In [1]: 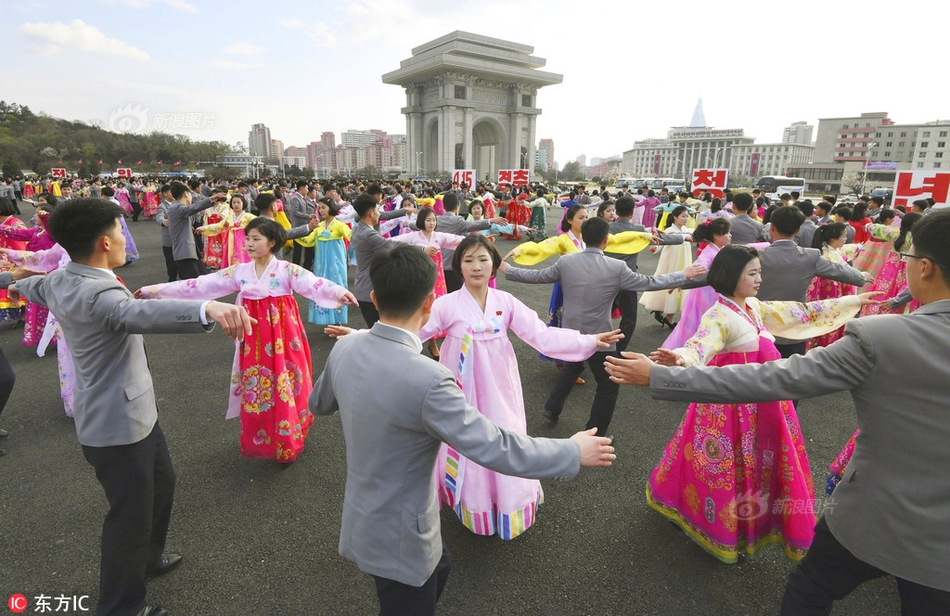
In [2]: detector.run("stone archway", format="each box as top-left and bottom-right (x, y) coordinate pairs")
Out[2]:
(424, 117), (439, 176)
(472, 118), (505, 182)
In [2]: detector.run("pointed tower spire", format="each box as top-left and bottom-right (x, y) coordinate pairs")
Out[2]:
(690, 98), (706, 128)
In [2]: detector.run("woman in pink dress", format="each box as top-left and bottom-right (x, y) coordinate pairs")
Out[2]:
(197, 194), (254, 269)
(0, 197), (28, 323)
(137, 218), (357, 463)
(860, 213), (922, 316)
(646, 245), (878, 563)
(805, 223), (859, 350)
(0, 202), (56, 345)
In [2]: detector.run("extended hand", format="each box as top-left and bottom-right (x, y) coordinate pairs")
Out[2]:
(423, 245), (439, 256)
(856, 291), (885, 306)
(594, 329), (623, 348)
(338, 291), (359, 307)
(862, 272), (875, 285)
(10, 265), (41, 282)
(324, 325), (354, 338)
(206, 301), (256, 341)
(682, 263), (707, 279)
(648, 348), (683, 367)
(570, 428), (616, 467)
(604, 351), (653, 385)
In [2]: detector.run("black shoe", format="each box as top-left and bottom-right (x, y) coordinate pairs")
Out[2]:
(652, 311), (664, 325)
(663, 319), (676, 331)
(0, 428), (8, 437)
(135, 606), (168, 616)
(145, 553), (182, 578)
(542, 409), (559, 422)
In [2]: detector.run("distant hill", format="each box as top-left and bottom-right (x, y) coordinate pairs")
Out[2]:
(0, 101), (231, 178)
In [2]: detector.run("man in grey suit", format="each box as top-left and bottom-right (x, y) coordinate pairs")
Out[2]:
(500, 217), (706, 436)
(757, 205), (871, 359)
(793, 201), (819, 248)
(310, 244), (615, 616)
(604, 209), (950, 616)
(729, 192), (769, 244)
(435, 192), (507, 292)
(287, 180), (315, 268)
(11, 198), (254, 616)
(166, 181), (226, 279)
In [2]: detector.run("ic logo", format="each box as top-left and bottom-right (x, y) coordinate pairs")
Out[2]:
(8, 594), (28, 613)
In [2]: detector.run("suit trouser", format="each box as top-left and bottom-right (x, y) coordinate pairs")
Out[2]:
(82, 423), (177, 616)
(291, 243), (314, 270)
(175, 258), (206, 280)
(0, 347), (14, 420)
(373, 546), (452, 616)
(615, 290), (638, 353)
(161, 246), (177, 282)
(781, 517), (950, 616)
(544, 351), (620, 435)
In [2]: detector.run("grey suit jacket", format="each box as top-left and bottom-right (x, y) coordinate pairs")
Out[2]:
(288, 192), (313, 227)
(16, 263), (212, 447)
(729, 214), (768, 244)
(757, 239), (867, 344)
(794, 219), (818, 248)
(310, 323), (580, 586)
(168, 197), (217, 260)
(607, 219), (684, 272)
(155, 199), (172, 247)
(351, 222), (393, 302)
(648, 301), (950, 592)
(434, 213), (491, 271)
(505, 247), (688, 351)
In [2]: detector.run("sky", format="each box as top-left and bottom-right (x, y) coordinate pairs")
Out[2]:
(5, 0), (946, 168)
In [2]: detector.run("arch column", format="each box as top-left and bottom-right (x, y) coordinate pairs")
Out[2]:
(463, 108), (473, 169)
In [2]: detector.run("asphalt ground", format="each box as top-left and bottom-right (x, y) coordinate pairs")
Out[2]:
(0, 206), (900, 615)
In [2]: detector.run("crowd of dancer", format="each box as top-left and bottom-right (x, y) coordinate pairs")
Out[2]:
(0, 175), (946, 615)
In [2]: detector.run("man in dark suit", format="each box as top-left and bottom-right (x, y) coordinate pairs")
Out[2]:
(12, 198), (254, 616)
(501, 217), (705, 436)
(311, 244), (615, 616)
(166, 182), (226, 279)
(605, 210), (950, 616)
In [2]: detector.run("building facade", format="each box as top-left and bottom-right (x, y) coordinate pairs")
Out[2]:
(783, 121), (814, 145)
(248, 123), (272, 158)
(538, 138), (554, 171)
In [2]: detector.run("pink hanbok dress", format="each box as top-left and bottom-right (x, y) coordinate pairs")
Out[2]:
(648, 294), (863, 563)
(860, 224), (921, 316)
(0, 223), (55, 345)
(805, 244), (859, 350)
(418, 286), (599, 539)
(391, 230), (464, 300)
(138, 258), (348, 462)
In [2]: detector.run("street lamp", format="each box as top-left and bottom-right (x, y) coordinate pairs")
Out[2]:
(714, 147), (730, 169)
(861, 142), (878, 196)
(415, 151), (423, 177)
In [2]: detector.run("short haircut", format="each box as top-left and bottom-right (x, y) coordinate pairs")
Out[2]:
(48, 198), (124, 261)
(317, 196), (339, 216)
(870, 196), (884, 206)
(442, 192), (460, 212)
(812, 222), (848, 249)
(101, 186), (115, 197)
(581, 216), (610, 247)
(732, 192), (753, 212)
(416, 207), (436, 230)
(780, 193), (791, 201)
(188, 179), (200, 190)
(354, 194), (378, 219)
(160, 184), (172, 195)
(708, 245), (759, 295)
(370, 243), (436, 319)
(815, 201), (832, 214)
(877, 209), (896, 224)
(230, 193), (248, 209)
(255, 193), (276, 213)
(245, 216), (286, 254)
(451, 234), (502, 278)
(366, 183), (383, 197)
(615, 195), (635, 218)
(170, 182), (188, 200)
(796, 201), (815, 217)
(0, 198), (16, 216)
(908, 209), (950, 283)
(824, 195), (837, 205)
(791, 191), (800, 199)
(834, 206), (853, 220)
(324, 184), (339, 194)
(770, 205), (806, 236)
(296, 180), (309, 190)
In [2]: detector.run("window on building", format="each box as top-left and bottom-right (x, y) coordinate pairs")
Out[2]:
(884, 151), (891, 157)
(937, 153), (944, 158)
(455, 85), (466, 99)
(919, 152), (927, 158)
(923, 131), (931, 137)
(899, 142), (905, 147)
(866, 123), (871, 127)
(917, 162), (925, 168)
(938, 142), (946, 148)
(875, 132), (882, 138)
(921, 142), (929, 148)
(940, 131), (948, 137)
(842, 124), (849, 129)
(901, 131), (907, 137)
(886, 142), (893, 147)
(936, 162), (942, 168)
(522, 94), (532, 107)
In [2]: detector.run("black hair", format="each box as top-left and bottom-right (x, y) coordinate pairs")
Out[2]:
(354, 194), (378, 219)
(230, 193), (248, 209)
(245, 216), (286, 254)
(707, 245), (759, 296)
(895, 212), (922, 252)
(596, 200), (615, 219)
(615, 195), (635, 218)
(317, 196), (339, 216)
(815, 201), (832, 214)
(170, 181), (188, 200)
(663, 205), (688, 230)
(366, 183), (383, 197)
(255, 193), (276, 213)
(877, 209), (896, 225)
(908, 209), (950, 283)
(159, 184), (172, 195)
(442, 192), (460, 212)
(452, 234), (501, 279)
(796, 201), (815, 217)
(692, 218), (731, 244)
(416, 207), (437, 231)
(581, 216), (610, 247)
(824, 195), (837, 205)
(812, 222), (848, 249)
(101, 186), (115, 197)
(851, 203), (869, 221)
(48, 198), (124, 260)
(561, 204), (585, 233)
(296, 180), (309, 190)
(770, 205), (806, 236)
(834, 206), (853, 221)
(370, 243), (436, 319)
(870, 196), (884, 206)
(710, 198), (722, 213)
(0, 198), (16, 216)
(732, 192), (753, 212)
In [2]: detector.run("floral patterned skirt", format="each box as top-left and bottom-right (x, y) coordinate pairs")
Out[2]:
(646, 339), (816, 563)
(238, 295), (314, 462)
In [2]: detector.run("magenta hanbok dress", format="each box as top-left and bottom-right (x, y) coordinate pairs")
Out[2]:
(648, 294), (863, 563)
(0, 223), (55, 346)
(138, 258), (349, 462)
(860, 225), (921, 316)
(418, 286), (599, 539)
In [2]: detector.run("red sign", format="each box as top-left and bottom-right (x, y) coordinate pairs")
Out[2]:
(894, 171), (950, 209)
(452, 169), (475, 189)
(50, 168), (66, 178)
(691, 168), (729, 198)
(497, 169), (529, 188)
(117, 168), (133, 178)
(653, 154), (661, 176)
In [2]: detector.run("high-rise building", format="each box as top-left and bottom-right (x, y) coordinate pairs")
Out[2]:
(248, 123), (272, 158)
(814, 112), (893, 164)
(576, 155), (586, 167)
(342, 129), (387, 148)
(783, 121), (814, 145)
(270, 139), (284, 160)
(538, 138), (554, 171)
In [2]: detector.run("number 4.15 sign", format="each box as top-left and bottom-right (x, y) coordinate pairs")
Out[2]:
(452, 169), (476, 189)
